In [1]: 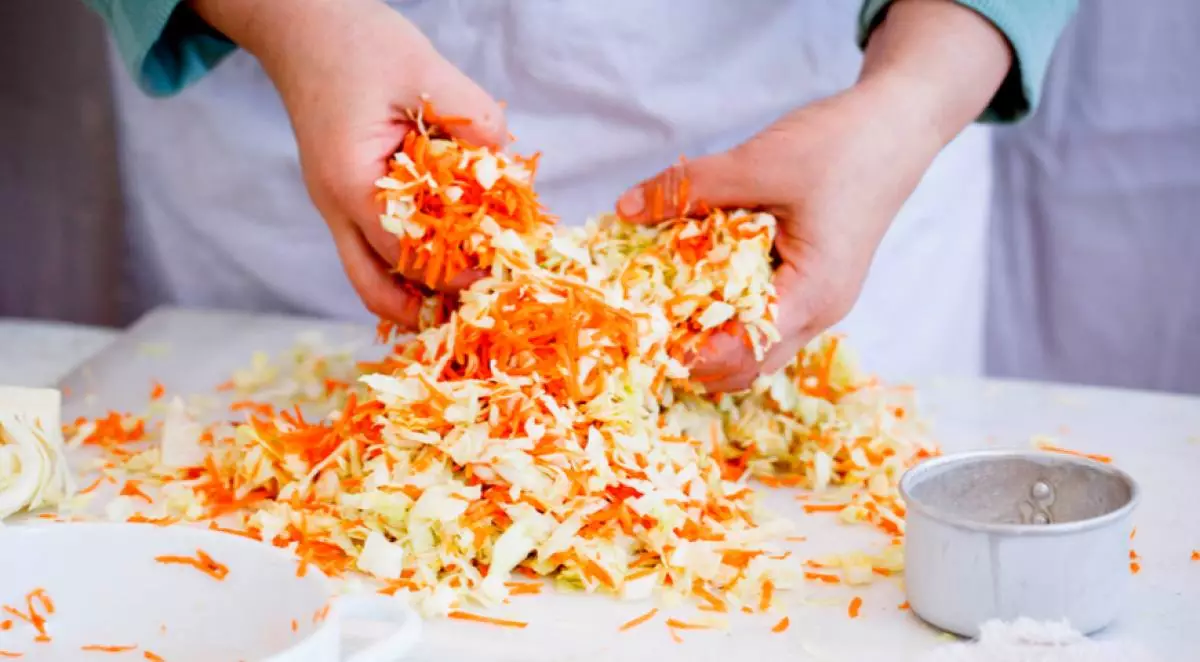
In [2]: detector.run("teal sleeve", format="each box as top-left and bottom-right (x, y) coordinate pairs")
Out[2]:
(79, 0), (237, 97)
(858, 0), (1079, 122)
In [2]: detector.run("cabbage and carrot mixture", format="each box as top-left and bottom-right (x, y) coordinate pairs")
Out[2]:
(63, 111), (936, 620)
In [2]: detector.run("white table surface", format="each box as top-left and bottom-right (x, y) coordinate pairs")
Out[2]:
(28, 308), (1200, 661)
(0, 318), (116, 387)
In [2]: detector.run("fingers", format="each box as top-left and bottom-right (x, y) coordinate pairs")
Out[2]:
(332, 221), (425, 329)
(419, 61), (509, 150)
(616, 151), (759, 224)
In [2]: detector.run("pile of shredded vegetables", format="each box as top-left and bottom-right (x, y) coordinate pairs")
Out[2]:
(62, 114), (937, 620)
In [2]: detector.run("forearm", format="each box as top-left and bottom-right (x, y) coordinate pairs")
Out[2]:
(858, 0), (1012, 146)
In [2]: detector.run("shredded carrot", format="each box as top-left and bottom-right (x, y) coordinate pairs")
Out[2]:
(619, 608), (658, 632)
(898, 601), (910, 610)
(1131, 527), (1137, 540)
(848, 596), (863, 619)
(668, 627), (684, 644)
(77, 474), (110, 495)
(143, 651), (165, 662)
(447, 611), (528, 629)
(1130, 561), (1141, 574)
(665, 618), (710, 631)
(119, 480), (153, 504)
(803, 503), (846, 513)
(504, 582), (542, 596)
(785, 536), (807, 543)
(150, 381), (166, 400)
(313, 604), (331, 624)
(804, 572), (840, 584)
(771, 616), (789, 633)
(81, 645), (137, 653)
(1191, 550), (1199, 561)
(0, 620), (10, 630)
(291, 619), (298, 632)
(759, 580), (774, 612)
(0, 652), (21, 659)
(1036, 443), (1112, 464)
(155, 549), (228, 581)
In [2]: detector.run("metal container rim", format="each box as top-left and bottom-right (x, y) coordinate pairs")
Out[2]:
(899, 449), (1141, 536)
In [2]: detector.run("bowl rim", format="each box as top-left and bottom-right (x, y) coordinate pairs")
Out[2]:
(899, 449), (1141, 536)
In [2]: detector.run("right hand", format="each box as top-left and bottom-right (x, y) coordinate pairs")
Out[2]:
(191, 0), (508, 327)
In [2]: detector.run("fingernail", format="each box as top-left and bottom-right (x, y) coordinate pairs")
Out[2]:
(617, 188), (644, 218)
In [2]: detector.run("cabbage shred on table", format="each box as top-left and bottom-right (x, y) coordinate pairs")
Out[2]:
(66, 113), (936, 617)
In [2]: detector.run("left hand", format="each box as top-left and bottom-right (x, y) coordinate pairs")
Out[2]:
(617, 82), (943, 391)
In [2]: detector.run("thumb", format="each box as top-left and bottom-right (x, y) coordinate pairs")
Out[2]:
(419, 60), (509, 150)
(615, 152), (758, 224)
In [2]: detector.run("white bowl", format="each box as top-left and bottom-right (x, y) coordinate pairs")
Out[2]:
(0, 523), (420, 661)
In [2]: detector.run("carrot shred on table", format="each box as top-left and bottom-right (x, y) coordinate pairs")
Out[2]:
(447, 611), (528, 629)
(803, 504), (846, 513)
(0, 620), (10, 630)
(291, 619), (298, 632)
(1191, 550), (1199, 561)
(804, 572), (840, 584)
(150, 381), (166, 401)
(0, 652), (22, 658)
(771, 616), (789, 633)
(759, 579), (774, 612)
(619, 608), (658, 632)
(898, 601), (910, 611)
(848, 596), (863, 619)
(313, 604), (331, 624)
(81, 645), (137, 653)
(1130, 562), (1141, 574)
(668, 627), (684, 644)
(155, 549), (228, 581)
(143, 651), (165, 662)
(1036, 443), (1112, 464)
(664, 618), (710, 631)
(504, 582), (542, 596)
(785, 536), (807, 543)
(1130, 527), (1137, 540)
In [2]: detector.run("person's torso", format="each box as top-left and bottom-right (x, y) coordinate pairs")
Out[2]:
(112, 0), (992, 379)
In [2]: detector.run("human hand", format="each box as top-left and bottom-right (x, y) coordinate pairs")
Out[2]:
(615, 0), (1010, 391)
(616, 85), (942, 391)
(191, 0), (507, 327)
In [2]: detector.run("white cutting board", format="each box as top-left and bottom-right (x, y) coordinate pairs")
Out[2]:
(56, 308), (1200, 662)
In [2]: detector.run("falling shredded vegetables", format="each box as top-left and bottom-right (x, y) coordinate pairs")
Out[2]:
(63, 111), (938, 624)
(447, 611), (528, 629)
(154, 549), (229, 581)
(771, 616), (789, 633)
(848, 596), (863, 619)
(143, 651), (165, 662)
(619, 608), (658, 632)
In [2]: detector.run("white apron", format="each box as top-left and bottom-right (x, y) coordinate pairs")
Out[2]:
(987, 0), (1200, 394)
(109, 0), (991, 382)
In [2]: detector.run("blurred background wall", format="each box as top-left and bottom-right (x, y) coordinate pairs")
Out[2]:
(0, 0), (128, 327)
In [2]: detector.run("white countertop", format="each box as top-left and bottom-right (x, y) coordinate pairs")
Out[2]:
(23, 309), (1200, 661)
(0, 319), (116, 387)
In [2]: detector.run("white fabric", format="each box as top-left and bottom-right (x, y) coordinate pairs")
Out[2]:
(110, 0), (992, 382)
(987, 0), (1200, 394)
